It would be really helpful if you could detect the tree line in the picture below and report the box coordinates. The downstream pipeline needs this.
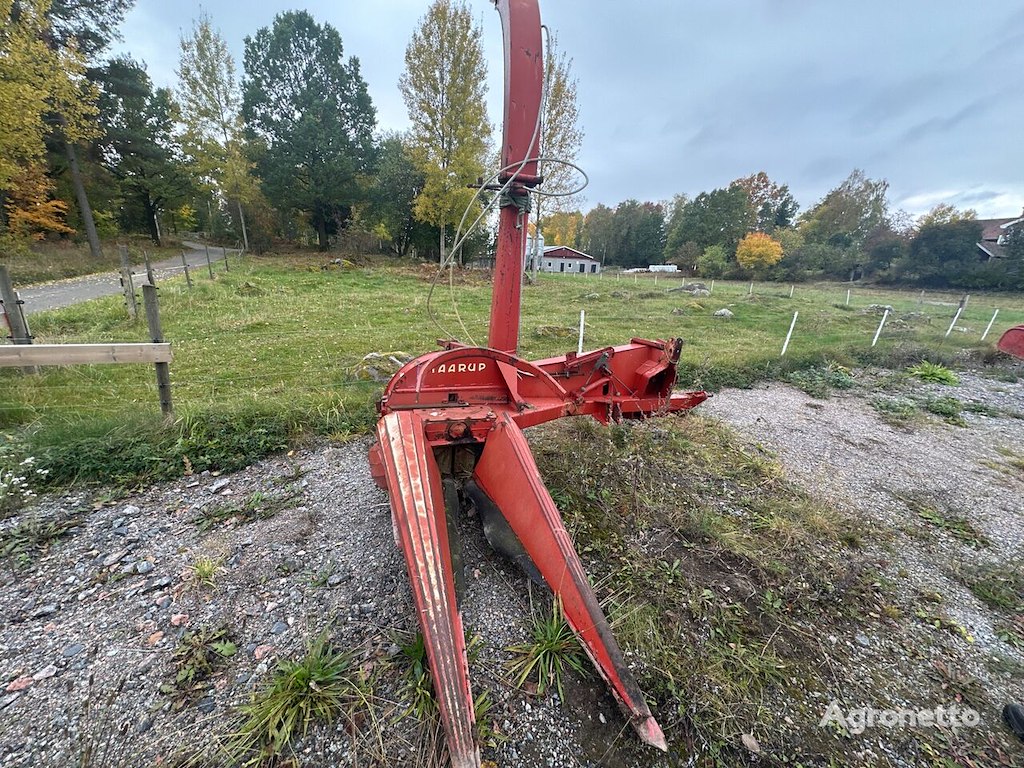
[1,0,583,262]
[2,1,1019,290]
[544,170,1024,291]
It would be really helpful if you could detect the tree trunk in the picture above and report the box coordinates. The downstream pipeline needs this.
[439,224,446,264]
[63,138,103,259]
[317,217,329,251]
[237,200,249,251]
[144,199,161,245]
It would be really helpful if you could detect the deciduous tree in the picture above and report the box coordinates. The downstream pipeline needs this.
[916,203,977,228]
[799,169,889,248]
[733,171,798,232]
[367,133,432,257]
[178,11,254,248]
[399,0,490,263]
[243,11,376,251]
[735,231,784,271]
[664,184,752,258]
[0,0,96,241]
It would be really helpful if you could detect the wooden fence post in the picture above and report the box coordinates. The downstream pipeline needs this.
[144,250,156,286]
[142,284,173,416]
[205,244,214,279]
[180,252,193,288]
[223,247,229,272]
[119,245,138,320]
[0,265,37,374]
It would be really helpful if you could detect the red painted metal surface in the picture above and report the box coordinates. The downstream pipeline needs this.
[488,0,543,354]
[997,325,1024,359]
[375,412,478,767]
[473,413,668,750]
[367,1,708,765]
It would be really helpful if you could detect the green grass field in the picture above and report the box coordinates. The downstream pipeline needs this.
[2,254,1022,485]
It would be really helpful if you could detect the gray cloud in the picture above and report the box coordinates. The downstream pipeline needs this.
[113,0,1023,218]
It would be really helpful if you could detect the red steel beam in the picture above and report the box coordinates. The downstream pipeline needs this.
[375,411,479,768]
[472,412,669,751]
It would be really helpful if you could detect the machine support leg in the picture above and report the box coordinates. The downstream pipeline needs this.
[472,413,668,751]
[376,412,480,768]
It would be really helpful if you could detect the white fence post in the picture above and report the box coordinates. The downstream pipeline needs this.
[577,310,585,354]
[981,309,1000,341]
[871,309,890,347]
[781,311,798,356]
[945,307,964,338]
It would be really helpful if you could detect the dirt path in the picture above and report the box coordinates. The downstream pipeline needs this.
[17,242,233,314]
[1,368,1023,767]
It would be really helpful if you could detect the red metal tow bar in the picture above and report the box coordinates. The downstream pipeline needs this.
[368,2,708,765]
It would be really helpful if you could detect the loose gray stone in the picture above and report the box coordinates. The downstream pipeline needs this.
[31,604,57,619]
[713,308,734,318]
[136,561,154,575]
[270,621,289,635]
[143,576,172,593]
[62,643,85,658]
[136,717,153,734]
[197,698,216,714]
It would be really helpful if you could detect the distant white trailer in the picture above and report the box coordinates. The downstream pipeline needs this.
[648,264,678,273]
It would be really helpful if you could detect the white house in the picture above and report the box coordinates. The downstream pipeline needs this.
[532,245,602,274]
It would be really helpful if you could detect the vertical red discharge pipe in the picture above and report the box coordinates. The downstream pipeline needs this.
[487,0,543,354]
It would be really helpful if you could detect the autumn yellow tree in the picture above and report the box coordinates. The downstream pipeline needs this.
[0,0,96,240]
[735,232,784,271]
[540,210,583,247]
[399,0,490,263]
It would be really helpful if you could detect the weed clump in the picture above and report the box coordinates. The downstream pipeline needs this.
[785,361,855,398]
[907,361,959,385]
[162,626,237,708]
[507,599,586,700]
[227,633,368,766]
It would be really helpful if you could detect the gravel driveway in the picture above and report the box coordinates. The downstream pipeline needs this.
[1,367,1023,767]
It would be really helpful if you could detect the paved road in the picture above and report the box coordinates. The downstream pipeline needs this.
[16,241,235,315]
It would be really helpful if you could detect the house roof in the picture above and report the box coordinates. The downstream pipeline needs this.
[977,241,1005,259]
[977,217,1023,242]
[542,246,597,261]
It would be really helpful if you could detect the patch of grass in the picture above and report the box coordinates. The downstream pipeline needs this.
[398,632,436,720]
[784,361,855,398]
[870,395,919,426]
[161,625,237,708]
[1,513,81,569]
[996,616,1024,649]
[528,416,886,762]
[924,396,966,425]
[899,494,990,548]
[4,264,1023,490]
[226,632,370,767]
[907,361,960,385]
[959,564,1024,613]
[963,401,1002,417]
[193,487,303,532]
[187,555,224,589]
[507,599,587,700]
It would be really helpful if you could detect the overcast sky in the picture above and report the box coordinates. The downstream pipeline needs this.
[114,0,1024,220]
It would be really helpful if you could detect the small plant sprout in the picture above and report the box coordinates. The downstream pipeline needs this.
[187,554,224,588]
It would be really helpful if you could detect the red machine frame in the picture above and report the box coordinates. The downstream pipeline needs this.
[369,2,708,765]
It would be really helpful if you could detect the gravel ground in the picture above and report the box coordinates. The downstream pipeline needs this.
[1,365,1023,767]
